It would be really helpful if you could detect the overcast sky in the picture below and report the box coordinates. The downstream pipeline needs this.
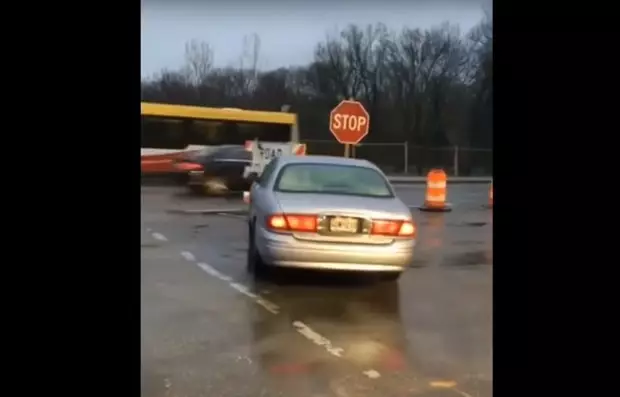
[141,0,491,78]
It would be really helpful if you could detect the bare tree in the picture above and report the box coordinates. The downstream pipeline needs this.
[141,16,493,175]
[232,33,262,99]
[312,24,390,130]
[184,39,214,86]
[313,28,359,100]
[466,16,493,149]
[341,24,390,118]
[254,68,289,109]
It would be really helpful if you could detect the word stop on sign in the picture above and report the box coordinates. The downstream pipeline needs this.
[332,114,367,131]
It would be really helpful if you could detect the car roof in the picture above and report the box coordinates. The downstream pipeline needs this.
[277,155,377,168]
[207,145,250,157]
[212,145,245,152]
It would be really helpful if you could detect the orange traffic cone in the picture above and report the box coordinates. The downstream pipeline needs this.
[419,169,452,212]
[488,183,493,208]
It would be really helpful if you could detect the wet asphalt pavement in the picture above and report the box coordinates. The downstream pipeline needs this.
[141,185,493,397]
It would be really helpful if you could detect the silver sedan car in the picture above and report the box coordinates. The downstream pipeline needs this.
[245,155,416,281]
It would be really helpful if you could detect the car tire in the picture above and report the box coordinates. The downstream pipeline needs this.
[247,221,268,279]
[204,177,229,196]
[189,185,205,195]
[380,272,402,282]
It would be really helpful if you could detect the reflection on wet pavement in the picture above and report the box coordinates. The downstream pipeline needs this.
[141,184,493,397]
[248,280,404,394]
[412,208,492,269]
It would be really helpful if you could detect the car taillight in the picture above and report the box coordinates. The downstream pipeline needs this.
[267,213,318,232]
[371,220,416,237]
[174,161,203,171]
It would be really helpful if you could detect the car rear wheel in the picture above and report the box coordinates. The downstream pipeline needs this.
[204,177,229,196]
[247,221,268,279]
[189,185,205,195]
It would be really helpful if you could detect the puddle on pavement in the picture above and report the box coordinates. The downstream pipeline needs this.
[413,209,492,267]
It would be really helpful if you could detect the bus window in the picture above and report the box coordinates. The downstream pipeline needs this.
[141,117,188,149]
[142,117,292,148]
[187,120,291,145]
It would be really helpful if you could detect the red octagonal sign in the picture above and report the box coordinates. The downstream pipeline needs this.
[329,100,370,145]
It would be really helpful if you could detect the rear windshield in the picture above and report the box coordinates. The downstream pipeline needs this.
[274,163,394,198]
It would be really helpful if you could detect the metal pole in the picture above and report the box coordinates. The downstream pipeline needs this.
[344,98,354,158]
[280,104,298,143]
[454,145,459,177]
[404,141,409,174]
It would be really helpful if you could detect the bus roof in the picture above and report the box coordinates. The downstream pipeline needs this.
[141,102,297,125]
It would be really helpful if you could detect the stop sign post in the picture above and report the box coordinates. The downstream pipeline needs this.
[329,99,370,157]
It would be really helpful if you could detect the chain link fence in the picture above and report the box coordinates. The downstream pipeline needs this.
[304,140,492,176]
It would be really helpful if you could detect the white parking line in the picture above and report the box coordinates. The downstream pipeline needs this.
[146,231,379,380]
[191,251,376,376]
[196,263,280,314]
[254,296,280,315]
[229,282,258,298]
[146,228,475,391]
[290,321,381,379]
[197,262,232,282]
[152,232,168,242]
[180,251,195,261]
[292,321,344,358]
[362,369,381,379]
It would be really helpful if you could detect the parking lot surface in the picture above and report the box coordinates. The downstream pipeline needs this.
[141,185,492,397]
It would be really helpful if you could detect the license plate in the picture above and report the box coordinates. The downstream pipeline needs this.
[189,170,204,176]
[329,217,359,233]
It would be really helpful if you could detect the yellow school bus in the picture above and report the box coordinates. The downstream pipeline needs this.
[141,102,299,174]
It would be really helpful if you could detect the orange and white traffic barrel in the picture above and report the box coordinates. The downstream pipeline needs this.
[420,169,452,212]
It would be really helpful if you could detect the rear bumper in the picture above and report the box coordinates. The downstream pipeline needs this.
[256,227,414,272]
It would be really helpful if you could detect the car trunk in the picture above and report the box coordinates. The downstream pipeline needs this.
[274,192,411,244]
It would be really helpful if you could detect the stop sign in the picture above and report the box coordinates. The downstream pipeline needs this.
[329,100,370,145]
